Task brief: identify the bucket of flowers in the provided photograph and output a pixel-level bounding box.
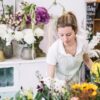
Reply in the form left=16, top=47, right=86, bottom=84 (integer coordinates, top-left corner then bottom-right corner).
left=70, top=82, right=100, bottom=100
left=91, top=59, right=100, bottom=87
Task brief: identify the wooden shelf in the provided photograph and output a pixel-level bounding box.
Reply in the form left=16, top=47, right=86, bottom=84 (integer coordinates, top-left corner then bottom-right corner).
left=94, top=18, right=100, bottom=20
left=93, top=19, right=100, bottom=33
left=86, top=0, right=100, bottom=3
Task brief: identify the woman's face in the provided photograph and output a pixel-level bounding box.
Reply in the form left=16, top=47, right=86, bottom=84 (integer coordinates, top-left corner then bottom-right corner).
left=57, top=26, right=76, bottom=44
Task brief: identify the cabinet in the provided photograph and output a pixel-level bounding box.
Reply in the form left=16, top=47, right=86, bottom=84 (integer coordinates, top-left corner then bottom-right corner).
left=86, top=0, right=100, bottom=33
left=93, top=19, right=100, bottom=33
left=0, top=58, right=47, bottom=98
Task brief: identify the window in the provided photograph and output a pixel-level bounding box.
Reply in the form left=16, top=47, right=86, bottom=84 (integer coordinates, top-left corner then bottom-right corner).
left=0, top=67, right=14, bottom=87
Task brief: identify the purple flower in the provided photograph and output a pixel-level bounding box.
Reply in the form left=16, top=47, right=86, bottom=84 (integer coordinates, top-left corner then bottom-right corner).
left=26, top=15, right=31, bottom=25
left=15, top=13, right=23, bottom=21
left=35, top=7, right=50, bottom=24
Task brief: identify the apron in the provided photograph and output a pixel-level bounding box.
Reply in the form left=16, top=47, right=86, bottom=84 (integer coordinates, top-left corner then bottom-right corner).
left=55, top=51, right=85, bottom=86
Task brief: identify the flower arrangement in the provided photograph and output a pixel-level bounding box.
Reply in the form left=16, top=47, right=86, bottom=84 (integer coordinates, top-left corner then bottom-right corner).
left=15, top=87, right=34, bottom=100
left=34, top=71, right=70, bottom=100
left=15, top=1, right=50, bottom=30
left=13, top=1, right=50, bottom=58
left=70, top=82, right=100, bottom=100
left=85, top=29, right=100, bottom=61
left=0, top=0, right=14, bottom=46
left=80, top=28, right=100, bottom=61
left=0, top=0, right=14, bottom=25
left=91, top=60, right=100, bottom=83
left=0, top=24, right=14, bottom=59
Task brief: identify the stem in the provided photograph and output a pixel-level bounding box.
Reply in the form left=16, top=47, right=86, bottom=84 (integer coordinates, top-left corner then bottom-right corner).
left=1, top=0, right=4, bottom=17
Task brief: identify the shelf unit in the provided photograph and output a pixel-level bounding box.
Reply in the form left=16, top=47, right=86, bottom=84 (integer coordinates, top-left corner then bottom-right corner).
left=93, top=18, right=100, bottom=33
left=86, top=0, right=100, bottom=33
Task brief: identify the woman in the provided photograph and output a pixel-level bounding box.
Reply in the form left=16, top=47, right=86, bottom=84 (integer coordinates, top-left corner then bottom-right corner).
left=46, top=12, right=93, bottom=85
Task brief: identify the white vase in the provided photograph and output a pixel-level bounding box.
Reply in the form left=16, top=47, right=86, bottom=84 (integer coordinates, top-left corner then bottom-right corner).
left=13, top=40, right=24, bottom=58
left=21, top=46, right=32, bottom=60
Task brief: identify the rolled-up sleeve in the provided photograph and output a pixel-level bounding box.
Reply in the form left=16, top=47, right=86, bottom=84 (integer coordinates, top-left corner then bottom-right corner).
left=46, top=45, right=57, bottom=65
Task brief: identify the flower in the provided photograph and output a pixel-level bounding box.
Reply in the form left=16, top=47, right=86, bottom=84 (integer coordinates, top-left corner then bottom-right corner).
left=15, top=1, right=50, bottom=30
left=35, top=7, right=50, bottom=24
left=87, top=31, right=100, bottom=60
left=34, top=71, right=70, bottom=100
left=91, top=60, right=100, bottom=83
left=0, top=24, right=14, bottom=46
left=22, top=29, right=35, bottom=45
left=71, top=82, right=99, bottom=100
left=34, top=28, right=44, bottom=37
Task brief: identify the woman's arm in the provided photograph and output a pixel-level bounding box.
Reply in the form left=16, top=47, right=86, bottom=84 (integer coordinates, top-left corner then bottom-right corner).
left=83, top=53, right=93, bottom=69
left=48, top=64, right=56, bottom=78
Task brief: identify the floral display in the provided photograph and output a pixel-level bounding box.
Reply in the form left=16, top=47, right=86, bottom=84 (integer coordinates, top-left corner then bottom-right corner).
left=15, top=1, right=50, bottom=30
left=0, top=0, right=50, bottom=59
left=70, top=82, right=100, bottom=100
left=1, top=72, right=100, bottom=100
left=85, top=28, right=100, bottom=61
left=0, top=0, right=13, bottom=25
left=91, top=60, right=100, bottom=83
left=34, top=79, right=69, bottom=100
left=34, top=71, right=70, bottom=100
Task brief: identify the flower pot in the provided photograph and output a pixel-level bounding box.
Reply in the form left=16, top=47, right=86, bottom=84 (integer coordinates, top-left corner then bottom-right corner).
left=0, top=50, right=5, bottom=61
left=3, top=43, right=13, bottom=59
left=21, top=46, right=32, bottom=60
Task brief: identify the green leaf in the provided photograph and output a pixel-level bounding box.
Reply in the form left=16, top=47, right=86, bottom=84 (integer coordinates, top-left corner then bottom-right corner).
left=97, top=66, right=100, bottom=77
left=34, top=92, right=43, bottom=100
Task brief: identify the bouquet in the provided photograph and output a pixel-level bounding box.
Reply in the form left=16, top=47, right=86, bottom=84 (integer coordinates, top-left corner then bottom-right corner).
left=91, top=60, right=100, bottom=83
left=70, top=82, right=100, bottom=100
left=34, top=71, right=70, bottom=100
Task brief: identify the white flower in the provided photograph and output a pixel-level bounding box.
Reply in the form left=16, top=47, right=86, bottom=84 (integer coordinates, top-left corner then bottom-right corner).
left=96, top=32, right=100, bottom=40
left=88, top=36, right=99, bottom=50
left=0, top=24, right=7, bottom=38
left=14, top=31, right=24, bottom=41
left=89, top=50, right=100, bottom=58
left=43, top=77, right=66, bottom=92
left=0, top=25, right=14, bottom=46
left=54, top=78, right=66, bottom=92
left=23, top=29, right=35, bottom=45
left=34, top=28, right=44, bottom=37
left=43, top=77, right=53, bottom=88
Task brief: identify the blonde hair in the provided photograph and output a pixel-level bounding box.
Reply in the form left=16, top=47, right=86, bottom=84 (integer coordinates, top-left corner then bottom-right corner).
left=57, top=12, right=78, bottom=34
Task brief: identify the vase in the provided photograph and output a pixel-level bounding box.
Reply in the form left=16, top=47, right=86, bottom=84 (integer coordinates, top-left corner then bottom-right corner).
left=21, top=46, right=32, bottom=60
left=0, top=50, right=5, bottom=61
left=34, top=36, right=46, bottom=58
left=13, top=40, right=25, bottom=58
left=3, top=43, right=13, bottom=59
